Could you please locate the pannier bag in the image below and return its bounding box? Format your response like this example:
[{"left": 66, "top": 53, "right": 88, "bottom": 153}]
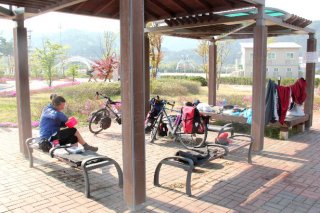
[{"left": 182, "top": 106, "right": 204, "bottom": 134}]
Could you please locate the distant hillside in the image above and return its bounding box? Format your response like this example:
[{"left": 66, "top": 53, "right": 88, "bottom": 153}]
[
  {"left": 29, "top": 29, "right": 116, "bottom": 59},
  {"left": 1, "top": 20, "right": 319, "bottom": 65}
]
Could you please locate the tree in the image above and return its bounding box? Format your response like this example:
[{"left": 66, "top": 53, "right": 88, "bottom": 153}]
[
  {"left": 104, "top": 31, "right": 117, "bottom": 58},
  {"left": 29, "top": 53, "right": 43, "bottom": 78},
  {"left": 66, "top": 64, "right": 79, "bottom": 82},
  {"left": 217, "top": 40, "right": 233, "bottom": 90},
  {"left": 33, "top": 40, "right": 67, "bottom": 86},
  {"left": 148, "top": 23, "right": 163, "bottom": 79},
  {"left": 195, "top": 40, "right": 209, "bottom": 79},
  {"left": 0, "top": 36, "right": 14, "bottom": 75},
  {"left": 91, "top": 55, "right": 119, "bottom": 82}
]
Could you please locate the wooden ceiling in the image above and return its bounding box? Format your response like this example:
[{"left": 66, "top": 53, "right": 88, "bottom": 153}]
[
  {"left": 0, "top": 0, "right": 313, "bottom": 40},
  {"left": 0, "top": 0, "right": 262, "bottom": 21},
  {"left": 145, "top": 7, "right": 314, "bottom": 40}
]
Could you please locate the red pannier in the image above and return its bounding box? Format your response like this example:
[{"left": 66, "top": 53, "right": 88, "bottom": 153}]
[{"left": 182, "top": 106, "right": 205, "bottom": 134}]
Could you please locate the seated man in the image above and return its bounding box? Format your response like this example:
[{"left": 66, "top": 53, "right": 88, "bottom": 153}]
[{"left": 39, "top": 95, "right": 98, "bottom": 152}]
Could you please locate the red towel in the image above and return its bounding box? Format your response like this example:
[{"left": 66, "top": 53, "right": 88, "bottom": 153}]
[
  {"left": 290, "top": 78, "right": 307, "bottom": 105},
  {"left": 277, "top": 86, "right": 291, "bottom": 124}
]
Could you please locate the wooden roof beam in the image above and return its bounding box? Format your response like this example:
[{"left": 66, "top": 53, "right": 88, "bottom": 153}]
[
  {"left": 25, "top": 0, "right": 89, "bottom": 18},
  {"left": 196, "top": 0, "right": 212, "bottom": 9},
  {"left": 241, "top": 0, "right": 265, "bottom": 5},
  {"left": 176, "top": 17, "right": 186, "bottom": 25},
  {"left": 164, "top": 19, "right": 174, "bottom": 27},
  {"left": 215, "top": 21, "right": 255, "bottom": 40},
  {"left": 189, "top": 16, "right": 198, "bottom": 24},
  {"left": 0, "top": 5, "right": 13, "bottom": 17},
  {"left": 265, "top": 15, "right": 314, "bottom": 34},
  {"left": 147, "top": 0, "right": 172, "bottom": 16},
  {"left": 145, "top": 14, "right": 257, "bottom": 33},
  {"left": 0, "top": 0, "right": 44, "bottom": 8},
  {"left": 112, "top": 11, "right": 119, "bottom": 19},
  {"left": 153, "top": 0, "right": 175, "bottom": 17},
  {"left": 145, "top": 8, "right": 160, "bottom": 20},
  {"left": 72, "top": 1, "right": 87, "bottom": 12},
  {"left": 92, "top": 0, "right": 115, "bottom": 15},
  {"left": 182, "top": 16, "right": 191, "bottom": 24},
  {"left": 224, "top": 0, "right": 236, "bottom": 8},
  {"left": 171, "top": 19, "right": 180, "bottom": 26},
  {"left": 172, "top": 0, "right": 193, "bottom": 14}
]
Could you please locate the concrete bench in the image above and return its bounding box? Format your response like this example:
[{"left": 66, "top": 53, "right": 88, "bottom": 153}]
[
  {"left": 154, "top": 134, "right": 253, "bottom": 196},
  {"left": 25, "top": 138, "right": 123, "bottom": 198}
]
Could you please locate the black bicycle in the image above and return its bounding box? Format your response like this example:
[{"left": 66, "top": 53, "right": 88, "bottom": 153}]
[
  {"left": 146, "top": 99, "right": 208, "bottom": 148},
  {"left": 88, "top": 92, "right": 122, "bottom": 134}
]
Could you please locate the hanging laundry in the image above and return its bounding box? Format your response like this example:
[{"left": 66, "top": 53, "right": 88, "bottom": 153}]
[
  {"left": 265, "top": 79, "right": 278, "bottom": 125},
  {"left": 290, "top": 78, "right": 307, "bottom": 105},
  {"left": 277, "top": 86, "right": 291, "bottom": 124}
]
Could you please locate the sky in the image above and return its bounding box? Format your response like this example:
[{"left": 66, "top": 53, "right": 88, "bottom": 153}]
[{"left": 265, "top": 0, "right": 319, "bottom": 21}]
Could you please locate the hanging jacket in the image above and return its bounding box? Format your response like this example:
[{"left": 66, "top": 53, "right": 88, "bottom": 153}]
[
  {"left": 265, "top": 80, "right": 278, "bottom": 125},
  {"left": 290, "top": 78, "right": 307, "bottom": 105},
  {"left": 277, "top": 86, "right": 291, "bottom": 124}
]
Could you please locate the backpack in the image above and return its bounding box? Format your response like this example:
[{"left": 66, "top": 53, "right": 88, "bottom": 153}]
[
  {"left": 175, "top": 148, "right": 209, "bottom": 166},
  {"left": 182, "top": 106, "right": 205, "bottom": 134},
  {"left": 158, "top": 122, "right": 168, "bottom": 137}
]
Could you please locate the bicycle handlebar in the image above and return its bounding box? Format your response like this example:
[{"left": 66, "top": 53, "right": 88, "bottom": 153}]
[
  {"left": 150, "top": 97, "right": 175, "bottom": 108},
  {"left": 166, "top": 101, "right": 175, "bottom": 107},
  {"left": 95, "top": 92, "right": 112, "bottom": 102}
]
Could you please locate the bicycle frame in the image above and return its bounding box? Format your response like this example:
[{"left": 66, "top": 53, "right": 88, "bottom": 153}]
[
  {"left": 157, "top": 107, "right": 182, "bottom": 136},
  {"left": 104, "top": 102, "right": 121, "bottom": 120},
  {"left": 97, "top": 92, "right": 121, "bottom": 124}
]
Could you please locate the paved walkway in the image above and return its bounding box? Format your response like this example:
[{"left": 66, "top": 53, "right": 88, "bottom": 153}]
[{"left": 0, "top": 113, "right": 320, "bottom": 213}]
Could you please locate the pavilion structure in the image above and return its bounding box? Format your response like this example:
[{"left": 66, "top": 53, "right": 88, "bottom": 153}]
[
  {"left": 145, "top": 5, "right": 316, "bottom": 150},
  {"left": 0, "top": 0, "right": 316, "bottom": 210}
]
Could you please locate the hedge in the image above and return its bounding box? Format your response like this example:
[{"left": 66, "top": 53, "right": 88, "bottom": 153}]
[
  {"left": 160, "top": 76, "right": 320, "bottom": 88},
  {"left": 159, "top": 76, "right": 207, "bottom": 86}
]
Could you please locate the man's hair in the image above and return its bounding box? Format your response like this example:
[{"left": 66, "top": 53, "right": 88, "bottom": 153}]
[
  {"left": 52, "top": 96, "right": 66, "bottom": 107},
  {"left": 50, "top": 93, "right": 57, "bottom": 101}
]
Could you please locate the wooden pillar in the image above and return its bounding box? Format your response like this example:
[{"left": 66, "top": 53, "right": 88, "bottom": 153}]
[
  {"left": 145, "top": 33, "right": 150, "bottom": 116},
  {"left": 208, "top": 41, "right": 217, "bottom": 106},
  {"left": 120, "top": 0, "right": 146, "bottom": 210},
  {"left": 251, "top": 6, "right": 267, "bottom": 151},
  {"left": 13, "top": 15, "right": 32, "bottom": 157},
  {"left": 304, "top": 33, "right": 317, "bottom": 129}
]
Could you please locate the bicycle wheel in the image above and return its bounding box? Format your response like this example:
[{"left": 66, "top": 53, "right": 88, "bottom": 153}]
[
  {"left": 149, "top": 114, "right": 162, "bottom": 143},
  {"left": 176, "top": 118, "right": 207, "bottom": 149},
  {"left": 89, "top": 108, "right": 110, "bottom": 134}
]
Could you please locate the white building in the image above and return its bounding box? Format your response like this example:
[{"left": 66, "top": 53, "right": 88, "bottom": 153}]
[{"left": 238, "top": 42, "right": 302, "bottom": 78}]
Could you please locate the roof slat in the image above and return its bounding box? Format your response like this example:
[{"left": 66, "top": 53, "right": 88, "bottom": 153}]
[
  {"left": 171, "top": 0, "right": 194, "bottom": 14},
  {"left": 92, "top": 0, "right": 115, "bottom": 15}
]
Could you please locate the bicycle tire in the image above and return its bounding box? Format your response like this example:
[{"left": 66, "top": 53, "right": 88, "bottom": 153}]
[
  {"left": 89, "top": 108, "right": 110, "bottom": 134},
  {"left": 149, "top": 114, "right": 162, "bottom": 143},
  {"left": 176, "top": 118, "right": 208, "bottom": 149}
]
